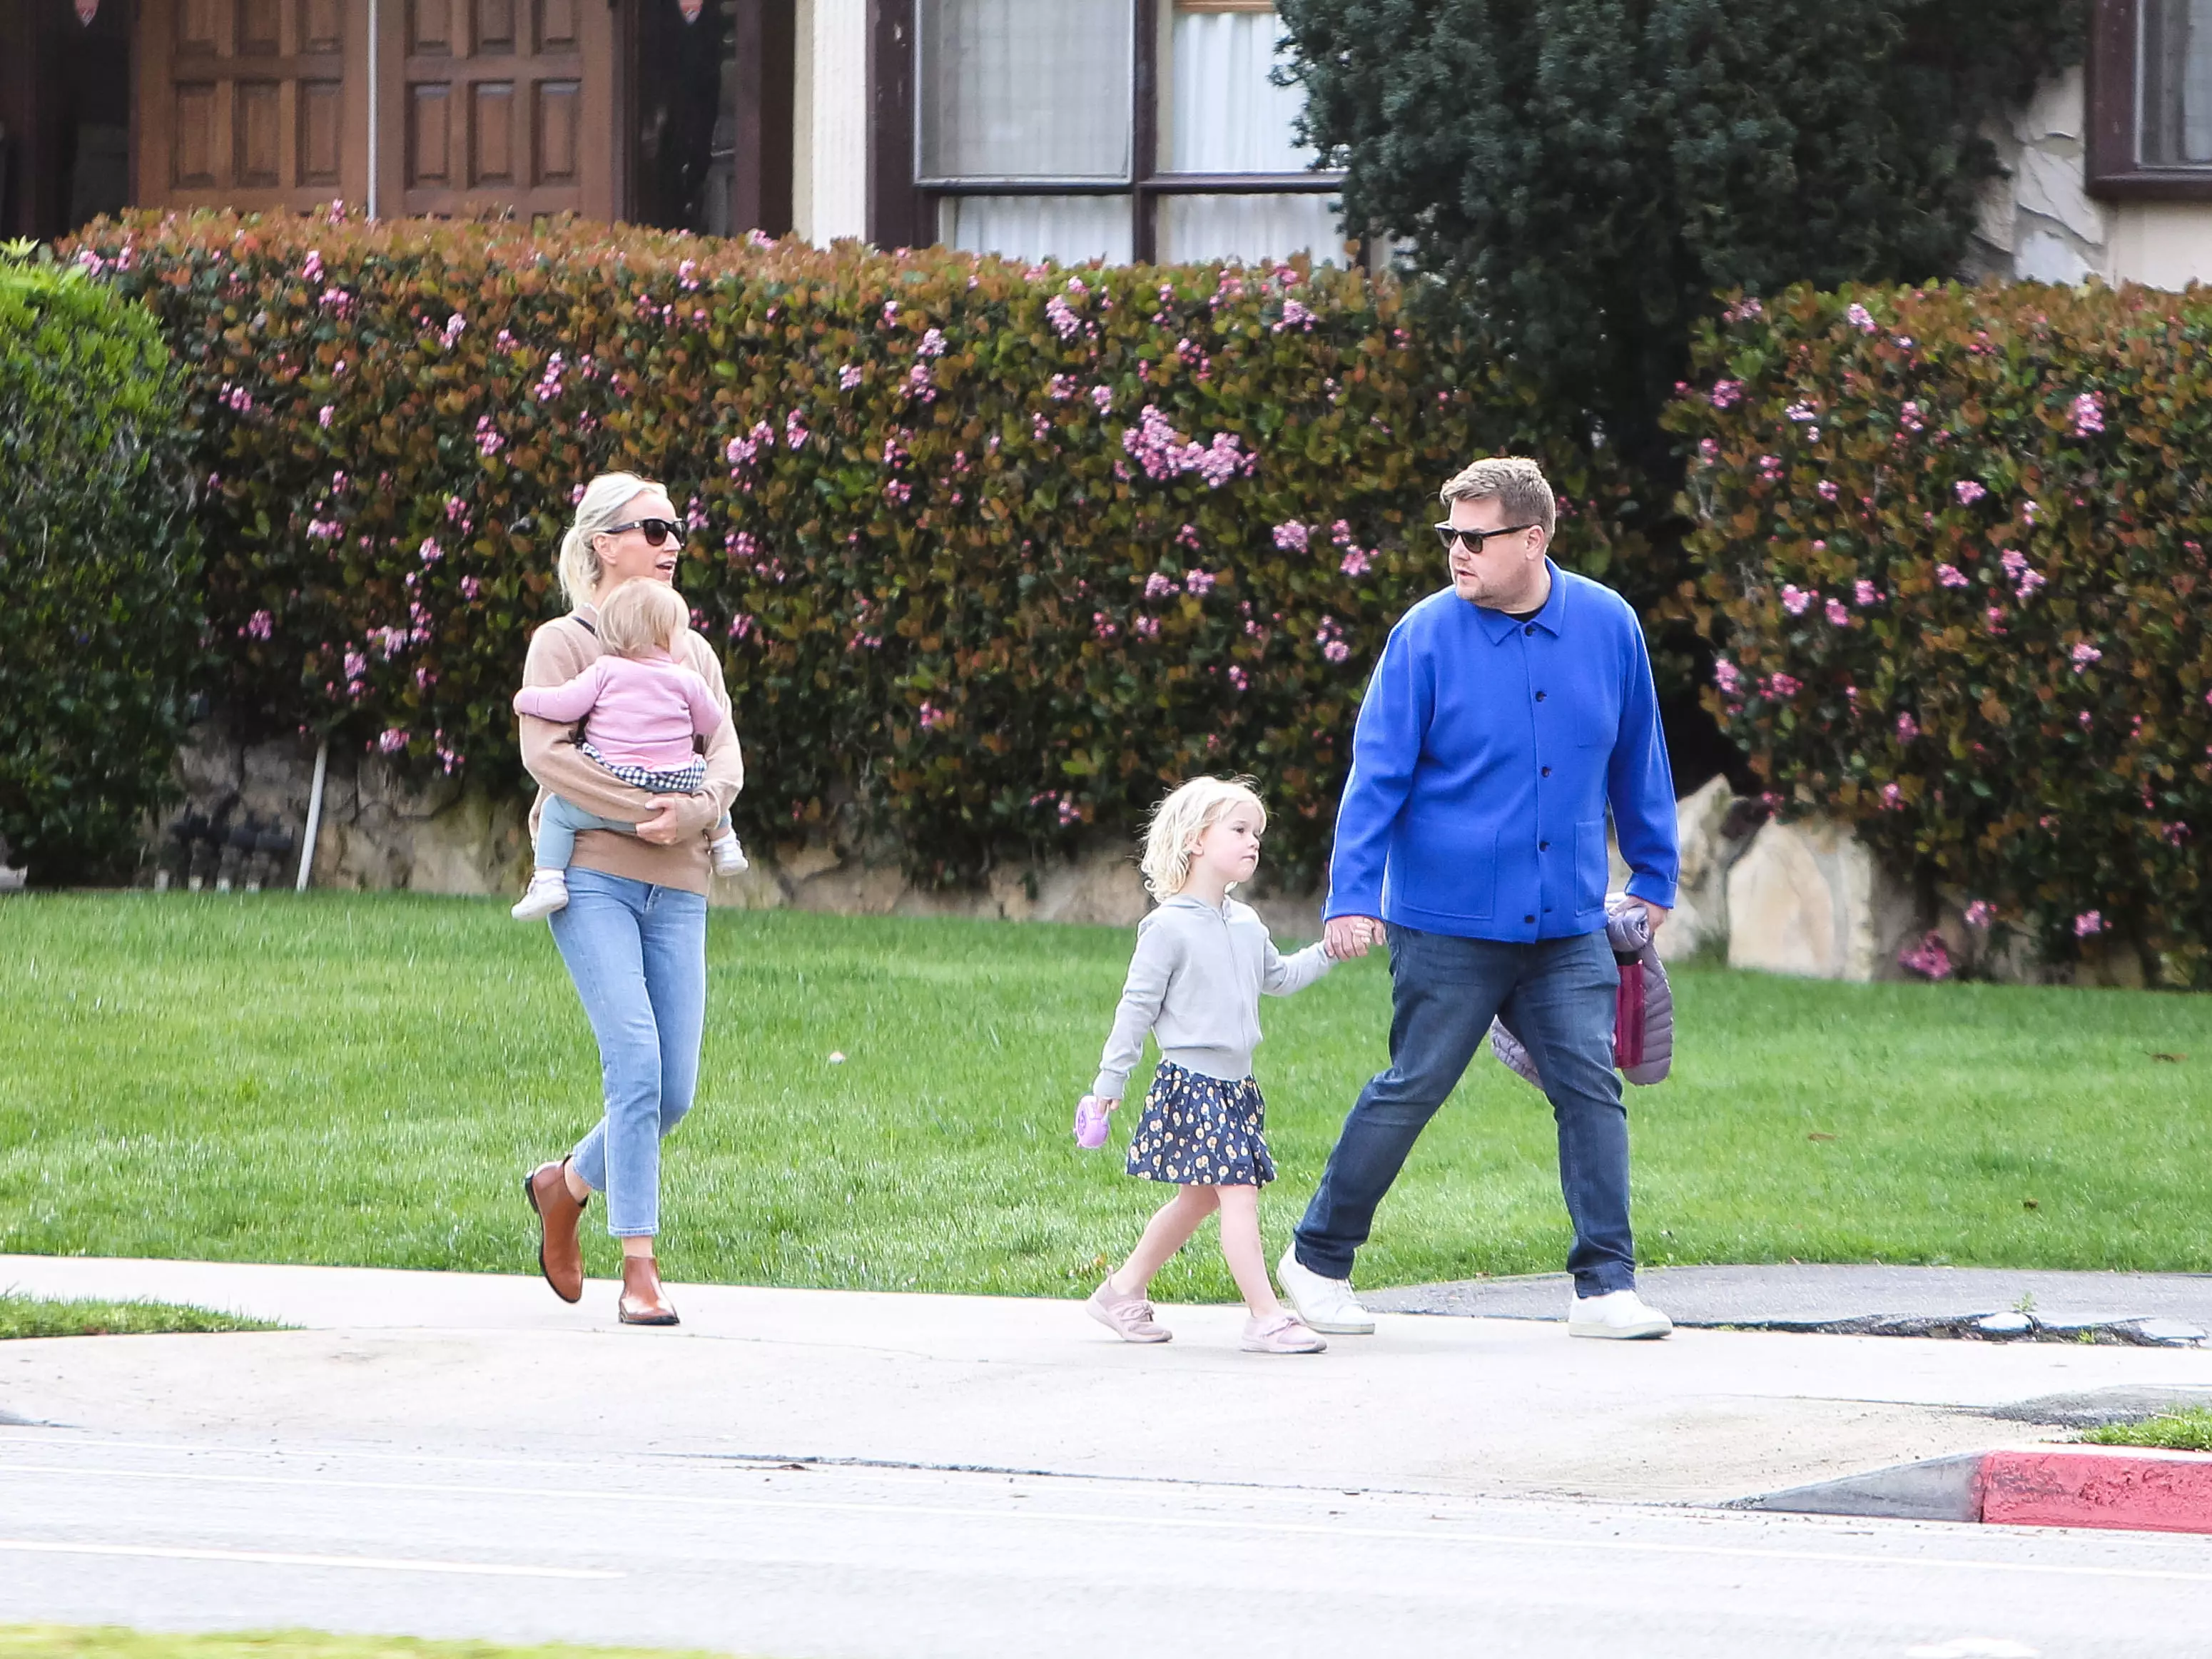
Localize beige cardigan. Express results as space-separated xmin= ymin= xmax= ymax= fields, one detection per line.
xmin=517 ymin=606 xmax=745 ymax=895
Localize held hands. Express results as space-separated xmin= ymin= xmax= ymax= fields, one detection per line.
xmin=634 ymin=796 xmax=710 ymax=846
xmin=1325 ymin=915 xmax=1386 ymax=960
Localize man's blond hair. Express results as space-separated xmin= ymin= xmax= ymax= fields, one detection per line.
xmin=1140 ymin=776 xmax=1267 ymax=900
xmin=595 ymin=579 xmax=689 ymax=659
xmin=1441 ymin=455 xmax=1556 ymax=540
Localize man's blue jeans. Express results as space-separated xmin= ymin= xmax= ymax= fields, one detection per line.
xmin=1294 ymin=925 xmax=1638 ymax=1296
xmin=547 ymin=868 xmax=708 ymax=1237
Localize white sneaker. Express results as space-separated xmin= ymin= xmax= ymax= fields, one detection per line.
xmin=511 ymin=871 xmax=569 ymax=921
xmin=1567 ymin=1287 xmax=1673 ymax=1340
xmin=710 ymin=833 xmax=749 ymax=876
xmin=1277 ymin=1247 xmax=1376 ymax=1335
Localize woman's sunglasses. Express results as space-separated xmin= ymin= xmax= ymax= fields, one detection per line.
xmin=1434 ymin=522 xmax=1539 ymax=556
xmin=608 ymin=517 xmax=685 ymax=547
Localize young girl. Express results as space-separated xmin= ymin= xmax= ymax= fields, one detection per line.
xmin=1080 ymin=776 xmax=1336 ymax=1354
xmin=509 ymin=579 xmax=746 ymax=920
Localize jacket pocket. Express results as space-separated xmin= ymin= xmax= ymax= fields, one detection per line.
xmin=1393 ymin=825 xmax=1496 ymax=920
xmin=1573 ymin=818 xmax=1609 ymax=913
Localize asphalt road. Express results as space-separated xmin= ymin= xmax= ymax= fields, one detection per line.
xmin=5 ymin=1427 xmax=2209 ymax=1659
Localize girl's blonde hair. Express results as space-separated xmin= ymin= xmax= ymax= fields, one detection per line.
xmin=594 ymin=579 xmax=689 ymax=659
xmin=1141 ymin=776 xmax=1267 ymax=900
xmin=557 ymin=472 xmax=664 ymax=609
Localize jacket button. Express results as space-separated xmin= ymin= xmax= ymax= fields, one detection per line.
xmin=1524 ymin=915 xmax=1536 ymax=924
xmin=1541 ymin=766 xmax=1553 ymax=777
xmin=1523 ymin=624 xmax=1536 ymax=636
xmin=1535 ymin=690 xmax=1547 ymax=701
xmin=1540 ymin=840 xmax=1550 ymax=851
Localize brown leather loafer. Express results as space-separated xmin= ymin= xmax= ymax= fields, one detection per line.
xmin=524 ymin=1159 xmax=588 ymax=1304
xmin=617 ymin=1254 xmax=680 ymax=1326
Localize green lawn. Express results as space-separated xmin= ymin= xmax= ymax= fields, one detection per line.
xmin=2081 ymin=1408 xmax=2212 ymax=1453
xmin=1 ymin=894 xmax=2207 ymax=1303
xmin=0 ymin=1294 xmax=279 ymax=1339
xmin=0 ymin=1630 xmax=729 ymax=1659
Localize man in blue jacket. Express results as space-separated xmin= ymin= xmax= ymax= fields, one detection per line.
xmin=1279 ymin=456 xmax=1681 ymax=1341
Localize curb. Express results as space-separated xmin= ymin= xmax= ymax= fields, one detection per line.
xmin=1745 ymin=1445 xmax=2212 ymax=1533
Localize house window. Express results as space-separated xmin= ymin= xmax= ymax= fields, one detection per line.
xmin=2089 ymin=0 xmax=2212 ymax=196
xmin=915 ymin=0 xmax=1344 ymax=265
xmin=2139 ymin=0 xmax=2212 ymax=166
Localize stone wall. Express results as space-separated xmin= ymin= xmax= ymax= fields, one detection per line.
xmin=161 ymin=725 xmax=2108 ymax=983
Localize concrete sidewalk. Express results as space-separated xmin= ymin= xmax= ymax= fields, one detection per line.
xmin=6 ymin=1254 xmax=2211 ymax=1506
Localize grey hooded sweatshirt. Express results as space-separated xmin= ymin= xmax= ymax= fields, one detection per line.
xmin=1091 ymin=893 xmax=1334 ymax=1101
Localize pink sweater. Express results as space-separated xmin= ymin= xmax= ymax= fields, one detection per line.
xmin=510 ymin=652 xmax=723 ymax=771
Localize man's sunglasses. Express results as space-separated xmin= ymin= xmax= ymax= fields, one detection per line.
xmin=608 ymin=517 xmax=685 ymax=547
xmin=1434 ymin=522 xmax=1540 ymax=556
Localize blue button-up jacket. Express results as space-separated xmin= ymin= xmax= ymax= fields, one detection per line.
xmin=1324 ymin=564 xmax=1679 ymax=941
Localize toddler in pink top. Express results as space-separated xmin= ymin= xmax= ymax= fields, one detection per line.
xmin=509 ymin=581 xmax=746 ymax=920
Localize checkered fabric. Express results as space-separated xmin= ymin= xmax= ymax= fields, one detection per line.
xmin=579 ymin=742 xmax=706 ymax=793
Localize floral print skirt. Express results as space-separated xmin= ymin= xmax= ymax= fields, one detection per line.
xmin=1125 ymin=1061 xmax=1275 ymax=1187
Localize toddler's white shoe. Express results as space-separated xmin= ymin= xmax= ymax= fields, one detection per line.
xmin=1242 ymin=1312 xmax=1327 ymax=1354
xmin=511 ymin=871 xmax=569 ymax=920
xmin=710 ymin=833 xmax=749 ymax=876
xmin=1277 ymin=1247 xmax=1376 ymax=1334
xmin=1567 ymin=1287 xmax=1673 ymax=1340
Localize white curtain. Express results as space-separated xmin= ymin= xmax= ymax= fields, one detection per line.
xmin=1159 ymin=193 xmax=1344 ymax=265
xmin=943 ymin=196 xmax=1135 ymax=265
xmin=1167 ymin=8 xmax=1314 ymax=173
xmin=918 ymin=0 xmax=1135 ymax=181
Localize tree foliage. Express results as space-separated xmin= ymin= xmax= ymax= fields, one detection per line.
xmin=1274 ymin=0 xmax=2085 ymax=470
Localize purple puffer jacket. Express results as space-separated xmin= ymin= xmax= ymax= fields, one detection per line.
xmin=1488 ymin=895 xmax=1673 ymax=1090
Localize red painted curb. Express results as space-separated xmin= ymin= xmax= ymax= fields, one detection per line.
xmin=1980 ymin=1446 xmax=2212 ymax=1534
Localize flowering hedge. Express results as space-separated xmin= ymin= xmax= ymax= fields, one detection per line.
xmin=1668 ymin=282 xmax=2212 ymax=985
xmin=71 ymin=209 xmax=1643 ymax=884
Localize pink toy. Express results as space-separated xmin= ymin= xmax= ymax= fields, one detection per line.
xmin=1073 ymin=1095 xmax=1112 ymax=1150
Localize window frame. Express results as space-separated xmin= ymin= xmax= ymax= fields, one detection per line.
xmin=891 ymin=0 xmax=1346 ymax=263
xmin=2088 ymin=0 xmax=2212 ymax=201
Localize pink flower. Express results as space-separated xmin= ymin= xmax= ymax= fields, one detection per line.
xmin=1986 ymin=607 xmax=2006 ymax=634
xmin=1880 ymin=782 xmax=1904 ymax=809
xmin=1954 ymin=480 xmax=1987 ymax=506
xmin=1340 ymin=549 xmax=1371 ymax=577
xmin=318 ymin=405 xmax=334 ymax=428
xmin=1143 ymin=572 xmax=1175 ymax=600
xmin=1963 ymin=900 xmax=1995 ymax=929
xmin=2164 ymin=823 xmax=2192 ymax=846
xmin=838 ymin=363 xmax=863 ymax=390
xmin=1225 ymin=665 xmax=1249 ymax=691
xmin=1768 ymin=672 xmax=1802 ymax=698
xmin=1896 ymin=711 xmax=1919 ymax=741
xmin=2074 ymin=910 xmax=2105 ymax=938
xmin=1045 ymin=295 xmax=1083 ymax=340
xmin=1713 ymin=659 xmax=1744 ymax=696
xmin=1710 ymin=380 xmax=1743 ymax=409
xmin=1175 ymin=524 xmax=1202 ymax=550
xmin=2070 ymin=641 xmax=2102 ymax=673
xmin=2070 ymin=392 xmax=2105 ymax=437
xmin=474 ymin=416 xmax=503 ymax=457
xmin=377 ymin=728 xmax=408 ymax=754
xmin=918 ymin=328 xmax=946 ymax=359
xmin=1758 ymin=455 xmax=1783 ymax=481
xmin=302 ymin=249 xmax=323 ymax=283
xmin=1937 ymin=564 xmax=1969 ymax=588
xmin=1780 ymin=584 xmax=1812 ymax=616
xmin=1133 ymin=614 xmax=1160 ymax=639
xmin=1816 ymin=480 xmax=1840 ymax=502
xmin=1898 ymin=931 xmax=1952 ymax=980
xmin=245 ymin=609 xmax=274 ymax=641
xmin=1184 ymin=569 xmax=1217 ymax=596
xmin=1825 ymin=598 xmax=1850 ymax=626
xmin=1323 ymin=639 xmax=1351 ymax=664
xmin=1272 ymin=298 xmax=1316 ymax=333
xmin=1092 ymin=612 xmax=1117 ymax=640
xmin=1854 ymin=580 xmax=1881 ymax=607
xmin=883 ymin=479 xmax=912 ymax=505
xmin=1047 ymin=373 xmax=1076 ymax=401
xmin=1272 ymin=521 xmax=1309 ymax=553
xmin=418 ymin=537 xmax=442 ymax=564
xmin=916 ymin=701 xmax=946 ymax=731
xmin=460 ymin=576 xmax=481 ymax=600
xmin=1845 ymin=303 xmax=1877 ymax=333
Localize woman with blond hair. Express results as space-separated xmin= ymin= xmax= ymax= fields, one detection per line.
xmin=518 ymin=472 xmax=744 ymax=1326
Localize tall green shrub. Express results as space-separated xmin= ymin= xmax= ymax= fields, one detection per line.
xmin=71 ymin=210 xmax=1647 ymax=886
xmin=1668 ymin=281 xmax=2212 ymax=985
xmin=0 ymin=247 xmax=203 ymax=883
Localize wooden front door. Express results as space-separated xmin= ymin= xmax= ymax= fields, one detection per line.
xmin=136 ymin=0 xmax=369 ymax=213
xmin=381 ymin=0 xmax=617 ymax=220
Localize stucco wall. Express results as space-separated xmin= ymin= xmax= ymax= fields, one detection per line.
xmin=1977 ymin=67 xmax=2212 ymax=289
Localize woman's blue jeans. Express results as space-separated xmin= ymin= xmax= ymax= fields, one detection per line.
xmin=547 ymin=867 xmax=708 ymax=1237
xmin=1293 ymin=925 xmax=1638 ymax=1296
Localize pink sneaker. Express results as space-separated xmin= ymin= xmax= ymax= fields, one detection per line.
xmin=1086 ymin=1279 xmax=1171 ymax=1343
xmin=1073 ymin=1096 xmax=1111 ymax=1149
xmin=1241 ymin=1312 xmax=1327 ymax=1354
